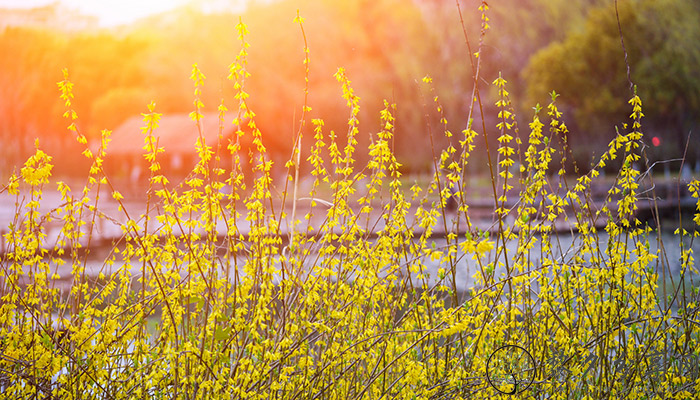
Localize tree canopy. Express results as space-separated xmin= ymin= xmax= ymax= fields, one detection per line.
xmin=524 ymin=0 xmax=700 ymax=162
xmin=0 ymin=0 xmax=698 ymax=175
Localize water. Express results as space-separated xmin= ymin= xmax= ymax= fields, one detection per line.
xmin=8 ymin=227 xmax=698 ymax=297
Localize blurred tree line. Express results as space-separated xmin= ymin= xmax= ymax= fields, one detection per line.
xmin=0 ymin=0 xmax=698 ymax=178
xmin=524 ymin=0 xmax=700 ymax=170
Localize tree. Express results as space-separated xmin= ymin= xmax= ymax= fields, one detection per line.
xmin=524 ymin=0 xmax=700 ymax=163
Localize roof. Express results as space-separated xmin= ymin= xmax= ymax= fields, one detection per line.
xmin=104 ymin=112 xmax=241 ymax=156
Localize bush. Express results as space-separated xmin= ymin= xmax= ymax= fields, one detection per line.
xmin=1 ymin=5 xmax=699 ymax=399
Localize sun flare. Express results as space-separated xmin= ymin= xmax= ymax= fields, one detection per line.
xmin=0 ymin=0 xmax=196 ymax=26
xmin=70 ymin=0 xmax=202 ymax=26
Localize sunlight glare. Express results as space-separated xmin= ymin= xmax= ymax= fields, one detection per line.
xmin=0 ymin=0 xmax=196 ymax=27
xmin=64 ymin=0 xmax=194 ymax=26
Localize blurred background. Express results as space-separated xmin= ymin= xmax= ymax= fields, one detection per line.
xmin=0 ymin=0 xmax=698 ymax=182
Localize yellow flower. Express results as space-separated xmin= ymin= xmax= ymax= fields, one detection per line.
xmin=476 ymin=239 xmax=494 ymax=255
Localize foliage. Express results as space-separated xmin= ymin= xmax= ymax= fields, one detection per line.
xmin=482 ymin=0 xmax=608 ymax=95
xmin=1 ymin=2 xmax=700 ymax=399
xmin=524 ymin=0 xmax=700 ymax=162
xmin=2 ymin=0 xmax=699 ymax=174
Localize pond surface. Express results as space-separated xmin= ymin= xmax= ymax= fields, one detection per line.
xmin=17 ymin=228 xmax=696 ymax=306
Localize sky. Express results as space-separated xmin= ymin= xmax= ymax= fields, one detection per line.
xmin=0 ymin=0 xmax=246 ymax=27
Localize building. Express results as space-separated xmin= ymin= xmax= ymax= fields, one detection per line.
xmin=104 ymin=112 xmax=249 ymax=184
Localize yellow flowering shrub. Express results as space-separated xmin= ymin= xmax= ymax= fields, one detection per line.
xmin=1 ymin=6 xmax=698 ymax=400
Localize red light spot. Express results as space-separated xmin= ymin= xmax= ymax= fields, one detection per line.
xmin=652 ymin=136 xmax=661 ymax=147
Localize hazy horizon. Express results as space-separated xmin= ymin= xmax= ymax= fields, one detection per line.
xmin=0 ymin=0 xmax=249 ymax=27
